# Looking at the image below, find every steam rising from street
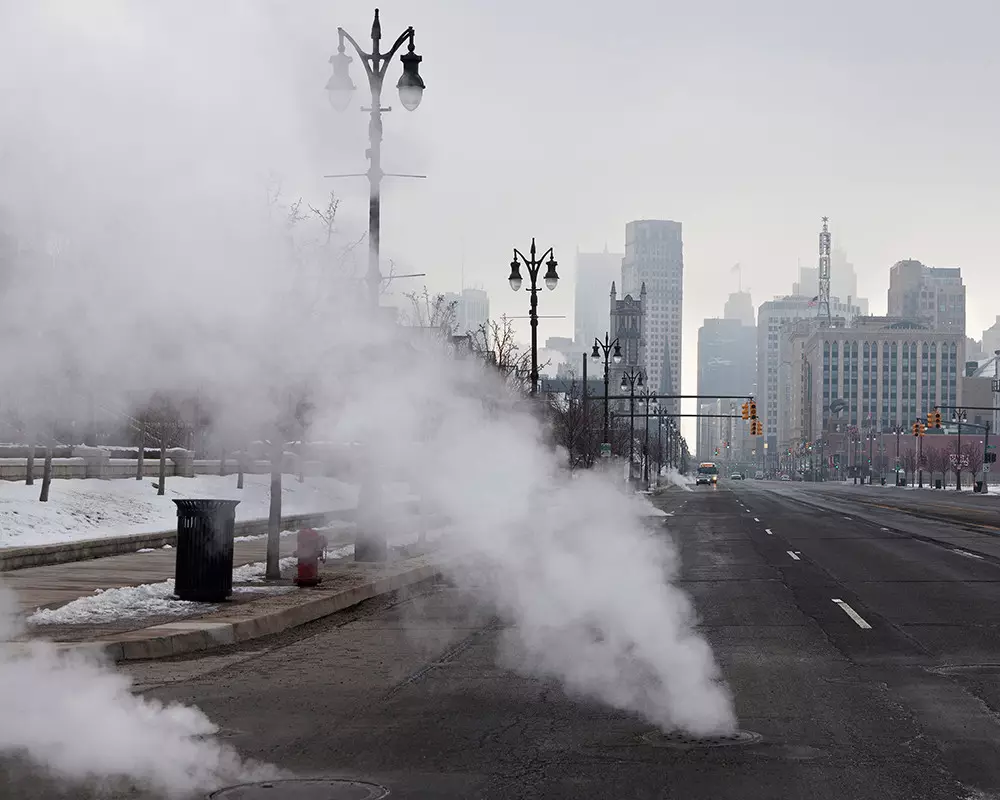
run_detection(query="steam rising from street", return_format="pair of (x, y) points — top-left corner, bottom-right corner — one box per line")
(0, 2), (734, 794)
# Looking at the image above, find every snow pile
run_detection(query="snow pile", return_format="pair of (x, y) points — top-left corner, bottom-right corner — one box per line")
(29, 580), (200, 625)
(29, 556), (300, 625)
(0, 474), (409, 549)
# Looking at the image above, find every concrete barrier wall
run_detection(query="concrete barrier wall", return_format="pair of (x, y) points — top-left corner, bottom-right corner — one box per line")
(0, 456), (335, 482)
(0, 510), (346, 572)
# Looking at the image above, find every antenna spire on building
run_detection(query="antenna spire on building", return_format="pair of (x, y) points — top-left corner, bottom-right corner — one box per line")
(818, 216), (832, 324)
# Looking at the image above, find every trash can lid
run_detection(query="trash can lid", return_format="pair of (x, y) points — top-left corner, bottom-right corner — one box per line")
(173, 499), (241, 511)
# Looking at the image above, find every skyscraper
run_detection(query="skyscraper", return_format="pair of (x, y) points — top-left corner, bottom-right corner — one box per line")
(574, 246), (622, 349)
(621, 220), (683, 414)
(792, 247), (868, 314)
(887, 260), (966, 335)
(723, 290), (755, 327)
(696, 318), (756, 460)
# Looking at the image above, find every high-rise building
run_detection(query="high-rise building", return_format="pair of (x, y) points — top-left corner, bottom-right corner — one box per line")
(608, 281), (646, 397)
(799, 316), (964, 438)
(981, 316), (1000, 357)
(792, 248), (869, 315)
(758, 295), (865, 446)
(887, 260), (965, 335)
(574, 246), (622, 349)
(443, 288), (490, 336)
(696, 318), (756, 460)
(621, 220), (683, 414)
(723, 290), (755, 326)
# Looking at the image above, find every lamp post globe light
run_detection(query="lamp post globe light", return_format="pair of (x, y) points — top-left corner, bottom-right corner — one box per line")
(591, 333), (622, 449)
(327, 9), (425, 309)
(508, 238), (559, 397)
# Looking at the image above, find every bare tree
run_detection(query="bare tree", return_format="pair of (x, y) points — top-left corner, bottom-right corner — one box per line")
(402, 287), (457, 333)
(548, 384), (603, 468)
(962, 441), (984, 483)
(468, 317), (541, 395)
(925, 446), (947, 487)
(902, 449), (917, 484)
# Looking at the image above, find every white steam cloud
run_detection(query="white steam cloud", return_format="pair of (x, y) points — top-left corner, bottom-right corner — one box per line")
(0, 585), (278, 796)
(0, 1), (735, 792)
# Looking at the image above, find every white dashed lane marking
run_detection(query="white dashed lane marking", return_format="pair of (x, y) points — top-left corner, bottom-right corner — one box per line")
(832, 598), (872, 629)
(787, 550), (801, 561)
(953, 549), (984, 560)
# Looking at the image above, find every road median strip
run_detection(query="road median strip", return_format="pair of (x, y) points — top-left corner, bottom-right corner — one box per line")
(9, 554), (445, 663)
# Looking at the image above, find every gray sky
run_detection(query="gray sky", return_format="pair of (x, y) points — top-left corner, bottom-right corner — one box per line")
(331, 0), (1000, 437)
(3, 0), (999, 443)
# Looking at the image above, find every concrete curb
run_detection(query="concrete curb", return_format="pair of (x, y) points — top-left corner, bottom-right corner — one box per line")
(0, 510), (349, 572)
(36, 558), (444, 664)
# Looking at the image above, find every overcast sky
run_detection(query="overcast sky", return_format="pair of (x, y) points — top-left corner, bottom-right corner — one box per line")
(325, 0), (1000, 435)
(4, 0), (999, 442)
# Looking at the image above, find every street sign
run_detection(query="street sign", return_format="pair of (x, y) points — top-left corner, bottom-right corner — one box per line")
(600, 442), (612, 459)
(986, 464), (992, 473)
(993, 378), (1000, 393)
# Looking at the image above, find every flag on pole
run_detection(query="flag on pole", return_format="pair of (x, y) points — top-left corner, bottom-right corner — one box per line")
(807, 295), (819, 307)
(730, 263), (741, 273)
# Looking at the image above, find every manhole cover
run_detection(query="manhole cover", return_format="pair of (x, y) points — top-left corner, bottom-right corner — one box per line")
(210, 779), (390, 799)
(640, 729), (762, 749)
(927, 664), (1000, 676)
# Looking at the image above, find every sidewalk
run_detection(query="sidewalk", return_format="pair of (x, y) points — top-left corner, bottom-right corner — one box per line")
(5, 549), (444, 663)
(3, 524), (355, 615)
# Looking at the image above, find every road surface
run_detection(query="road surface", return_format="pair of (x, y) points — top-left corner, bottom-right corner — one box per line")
(4, 483), (1000, 798)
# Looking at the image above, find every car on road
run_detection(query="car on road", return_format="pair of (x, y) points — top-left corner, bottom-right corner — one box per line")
(730, 473), (743, 480)
(780, 474), (791, 481)
(696, 462), (719, 486)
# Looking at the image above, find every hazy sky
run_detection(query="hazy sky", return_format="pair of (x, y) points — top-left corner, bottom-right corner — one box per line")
(3, 0), (999, 443)
(324, 0), (1000, 436)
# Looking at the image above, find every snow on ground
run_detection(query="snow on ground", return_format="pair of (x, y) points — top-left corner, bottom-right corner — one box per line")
(0, 475), (415, 549)
(28, 556), (303, 625)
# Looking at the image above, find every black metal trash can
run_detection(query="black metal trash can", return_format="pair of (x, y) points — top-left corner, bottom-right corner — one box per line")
(173, 499), (240, 602)
(935, 479), (943, 489)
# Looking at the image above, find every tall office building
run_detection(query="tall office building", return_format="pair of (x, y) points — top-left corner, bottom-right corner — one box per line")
(758, 295), (865, 445)
(697, 317), (756, 461)
(887, 260), (965, 335)
(574, 246), (622, 349)
(723, 290), (755, 327)
(621, 220), (683, 414)
(442, 288), (490, 336)
(983, 317), (1000, 357)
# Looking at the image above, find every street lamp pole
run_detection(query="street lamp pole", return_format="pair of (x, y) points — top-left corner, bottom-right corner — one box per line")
(591, 333), (622, 448)
(327, 9), (425, 309)
(953, 408), (967, 490)
(508, 239), (559, 396)
(620, 370), (644, 485)
(639, 390), (657, 487)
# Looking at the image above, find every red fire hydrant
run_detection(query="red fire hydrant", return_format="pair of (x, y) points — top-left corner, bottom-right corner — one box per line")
(294, 528), (328, 588)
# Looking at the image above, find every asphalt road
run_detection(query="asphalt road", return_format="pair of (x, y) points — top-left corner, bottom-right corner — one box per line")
(5, 484), (1000, 799)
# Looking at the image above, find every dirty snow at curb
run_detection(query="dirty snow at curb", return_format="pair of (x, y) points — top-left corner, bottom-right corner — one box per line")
(0, 475), (415, 548)
(29, 557), (300, 625)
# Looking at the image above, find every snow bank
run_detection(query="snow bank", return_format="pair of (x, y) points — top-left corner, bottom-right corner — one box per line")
(0, 475), (413, 549)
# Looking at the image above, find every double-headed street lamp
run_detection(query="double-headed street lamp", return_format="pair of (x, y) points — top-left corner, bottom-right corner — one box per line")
(508, 239), (559, 396)
(591, 333), (622, 445)
(619, 369), (644, 482)
(952, 408), (969, 491)
(327, 9), (425, 309)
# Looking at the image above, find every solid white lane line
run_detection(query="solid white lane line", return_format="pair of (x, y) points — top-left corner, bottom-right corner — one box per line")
(754, 517), (760, 522)
(954, 549), (985, 560)
(786, 550), (801, 561)
(843, 516), (853, 520)
(765, 528), (773, 535)
(880, 527), (889, 532)
(831, 598), (872, 629)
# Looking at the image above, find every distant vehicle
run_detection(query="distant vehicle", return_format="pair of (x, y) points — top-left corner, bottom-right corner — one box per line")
(780, 474), (791, 481)
(730, 473), (743, 480)
(754, 470), (764, 480)
(696, 462), (719, 486)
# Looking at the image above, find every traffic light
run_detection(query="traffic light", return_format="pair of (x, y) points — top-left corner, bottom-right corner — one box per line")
(912, 422), (919, 437)
(741, 402), (749, 420)
(919, 422), (925, 437)
(927, 411), (934, 429)
(934, 410), (942, 429)
(750, 401), (757, 419)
